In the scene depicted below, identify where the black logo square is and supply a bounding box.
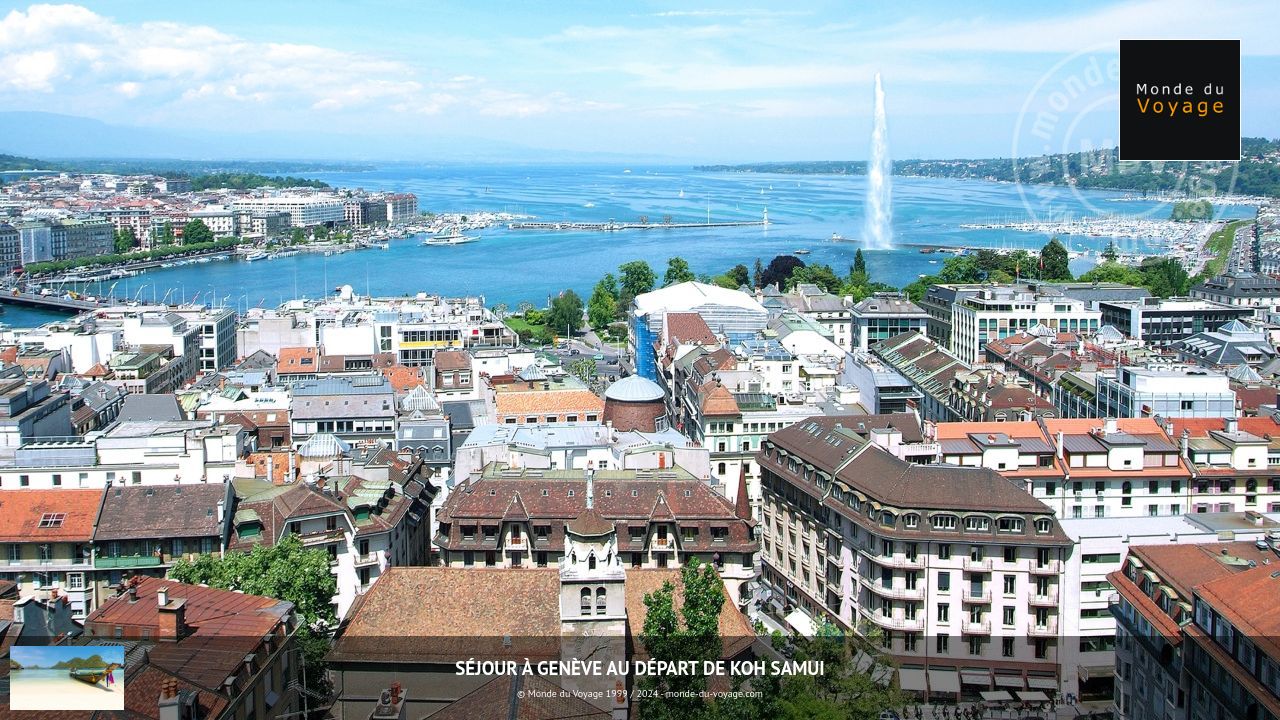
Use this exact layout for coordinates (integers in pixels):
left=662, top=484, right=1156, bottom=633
left=1119, top=39, right=1240, bottom=161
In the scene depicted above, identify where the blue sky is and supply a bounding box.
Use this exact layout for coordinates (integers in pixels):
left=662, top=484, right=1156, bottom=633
left=11, top=645, right=124, bottom=669
left=0, top=1, right=1277, bottom=161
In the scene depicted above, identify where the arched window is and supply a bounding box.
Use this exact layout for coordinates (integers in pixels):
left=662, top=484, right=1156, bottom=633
left=588, top=554, right=597, bottom=571
left=1247, top=479, right=1258, bottom=492
left=596, top=588, right=607, bottom=615
left=1122, top=482, right=1132, bottom=494
left=580, top=587, right=591, bottom=615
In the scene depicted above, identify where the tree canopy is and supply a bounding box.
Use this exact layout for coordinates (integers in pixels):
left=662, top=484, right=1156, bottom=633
left=546, top=289, right=585, bottom=336
left=664, top=257, right=696, bottom=286
left=1039, top=238, right=1072, bottom=281
left=758, top=255, right=806, bottom=290
left=181, top=218, right=214, bottom=246
left=588, top=274, right=620, bottom=329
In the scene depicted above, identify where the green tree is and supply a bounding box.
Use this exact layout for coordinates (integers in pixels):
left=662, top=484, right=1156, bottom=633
left=759, top=255, right=806, bottom=289
left=169, top=534, right=337, bottom=702
left=113, top=228, right=136, bottom=254
left=619, top=260, right=657, bottom=298
left=1140, top=257, right=1191, bottom=297
left=492, top=302, right=509, bottom=319
left=853, top=249, right=867, bottom=276
left=158, top=222, right=176, bottom=246
left=588, top=276, right=619, bottom=329
left=567, top=357, right=597, bottom=385
left=182, top=219, right=214, bottom=246
left=313, top=225, right=330, bottom=241
left=664, top=257, right=696, bottom=286
left=637, top=559, right=725, bottom=720
left=752, top=258, right=764, bottom=288
left=725, top=264, right=750, bottom=288
left=1102, top=240, right=1119, bottom=262
left=290, top=227, right=306, bottom=245
left=1039, top=238, right=1072, bottom=280
left=769, top=623, right=908, bottom=720
left=789, top=263, right=842, bottom=293
left=546, top=289, right=585, bottom=336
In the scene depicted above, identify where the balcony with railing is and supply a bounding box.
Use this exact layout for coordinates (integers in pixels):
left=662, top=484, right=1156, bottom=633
left=868, top=613, right=925, bottom=631
left=96, top=554, right=164, bottom=569
left=353, top=551, right=381, bottom=567
left=863, top=578, right=925, bottom=601
left=651, top=536, right=675, bottom=552
left=1028, top=618, right=1060, bottom=636
left=961, top=619, right=992, bottom=634
left=963, top=557, right=993, bottom=571
left=5, top=557, right=94, bottom=570
left=1029, top=592, right=1059, bottom=607
left=1029, top=560, right=1062, bottom=575
left=962, top=588, right=992, bottom=603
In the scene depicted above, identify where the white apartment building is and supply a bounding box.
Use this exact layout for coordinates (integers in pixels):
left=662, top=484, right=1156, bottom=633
left=231, top=195, right=345, bottom=227
left=951, top=286, right=1101, bottom=363
left=0, top=419, right=245, bottom=489
left=187, top=206, right=240, bottom=237
left=1094, top=365, right=1237, bottom=419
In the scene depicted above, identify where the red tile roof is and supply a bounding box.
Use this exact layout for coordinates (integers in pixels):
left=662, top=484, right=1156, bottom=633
left=276, top=347, right=317, bottom=374
left=380, top=364, right=424, bottom=393
left=0, top=489, right=101, bottom=542
left=665, top=312, right=718, bottom=346
left=1169, top=416, right=1280, bottom=438
left=433, top=349, right=472, bottom=371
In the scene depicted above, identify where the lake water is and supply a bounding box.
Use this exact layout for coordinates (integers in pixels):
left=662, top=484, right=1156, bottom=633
left=5, top=165, right=1255, bottom=327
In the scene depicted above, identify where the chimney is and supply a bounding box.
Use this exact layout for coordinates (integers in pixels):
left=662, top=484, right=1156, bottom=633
left=128, top=585, right=138, bottom=603
left=1103, top=418, right=1118, bottom=435
left=158, top=679, right=183, bottom=720
left=370, top=683, right=408, bottom=720
left=585, top=463, right=595, bottom=509
left=1180, top=429, right=1190, bottom=459
left=158, top=594, right=187, bottom=642
left=216, top=498, right=225, bottom=524
left=1225, top=417, right=1239, bottom=434
left=1055, top=431, right=1064, bottom=460
left=157, top=586, right=168, bottom=607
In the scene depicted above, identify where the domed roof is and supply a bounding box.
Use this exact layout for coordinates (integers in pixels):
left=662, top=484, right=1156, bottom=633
left=298, top=433, right=351, bottom=459
left=604, top=375, right=664, bottom=403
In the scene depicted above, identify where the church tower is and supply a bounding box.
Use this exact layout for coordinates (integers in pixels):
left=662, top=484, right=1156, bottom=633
left=558, top=466, right=628, bottom=720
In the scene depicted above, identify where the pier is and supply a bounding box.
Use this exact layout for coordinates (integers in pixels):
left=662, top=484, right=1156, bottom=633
left=508, top=212, right=769, bottom=233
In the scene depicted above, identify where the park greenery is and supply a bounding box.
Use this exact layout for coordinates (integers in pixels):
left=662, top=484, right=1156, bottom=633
left=24, top=235, right=241, bottom=275
left=169, top=534, right=337, bottom=702
left=1171, top=200, right=1213, bottom=221
left=189, top=172, right=329, bottom=191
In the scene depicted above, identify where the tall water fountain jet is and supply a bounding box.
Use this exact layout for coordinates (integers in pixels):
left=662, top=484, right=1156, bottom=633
left=863, top=73, right=893, bottom=250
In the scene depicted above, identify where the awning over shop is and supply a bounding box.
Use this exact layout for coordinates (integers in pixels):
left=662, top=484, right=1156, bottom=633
left=960, top=669, right=991, bottom=686
left=1027, top=676, right=1059, bottom=690
left=898, top=667, right=928, bottom=692
left=980, top=690, right=1013, bottom=702
left=1017, top=691, right=1050, bottom=702
left=994, top=674, right=1023, bottom=688
left=784, top=609, right=815, bottom=638
left=928, top=668, right=961, bottom=694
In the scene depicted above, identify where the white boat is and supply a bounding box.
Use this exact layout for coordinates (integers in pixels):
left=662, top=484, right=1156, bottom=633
left=243, top=251, right=268, bottom=262
left=794, top=249, right=811, bottom=255
left=424, top=230, right=479, bottom=246
left=831, top=232, right=846, bottom=241
left=583, top=202, right=595, bottom=208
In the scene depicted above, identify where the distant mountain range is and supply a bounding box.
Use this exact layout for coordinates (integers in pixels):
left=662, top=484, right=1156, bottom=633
left=0, top=111, right=676, bottom=165
left=697, top=138, right=1280, bottom=197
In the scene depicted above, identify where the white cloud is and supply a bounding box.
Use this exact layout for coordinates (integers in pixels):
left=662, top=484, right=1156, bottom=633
left=0, top=3, right=605, bottom=128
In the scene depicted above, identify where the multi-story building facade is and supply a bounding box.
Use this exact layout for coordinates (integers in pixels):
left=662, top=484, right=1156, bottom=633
left=0, top=222, right=22, bottom=272
left=384, top=193, right=418, bottom=223
left=15, top=217, right=113, bottom=264
left=433, top=463, right=759, bottom=605
left=950, top=285, right=1101, bottom=364
left=1093, top=365, right=1238, bottom=419
left=0, top=489, right=100, bottom=617
left=83, top=576, right=301, bottom=720
left=872, top=331, right=970, bottom=422
left=229, top=447, right=435, bottom=618
left=1099, top=297, right=1252, bottom=346
left=759, top=416, right=1074, bottom=698
left=1191, top=270, right=1280, bottom=318
left=774, top=283, right=855, bottom=351
left=1174, top=319, right=1278, bottom=371
left=94, top=206, right=154, bottom=246
left=1108, top=541, right=1280, bottom=720
left=1170, top=416, right=1280, bottom=514
left=290, top=376, right=397, bottom=446
left=851, top=293, right=929, bottom=352
left=231, top=195, right=345, bottom=227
